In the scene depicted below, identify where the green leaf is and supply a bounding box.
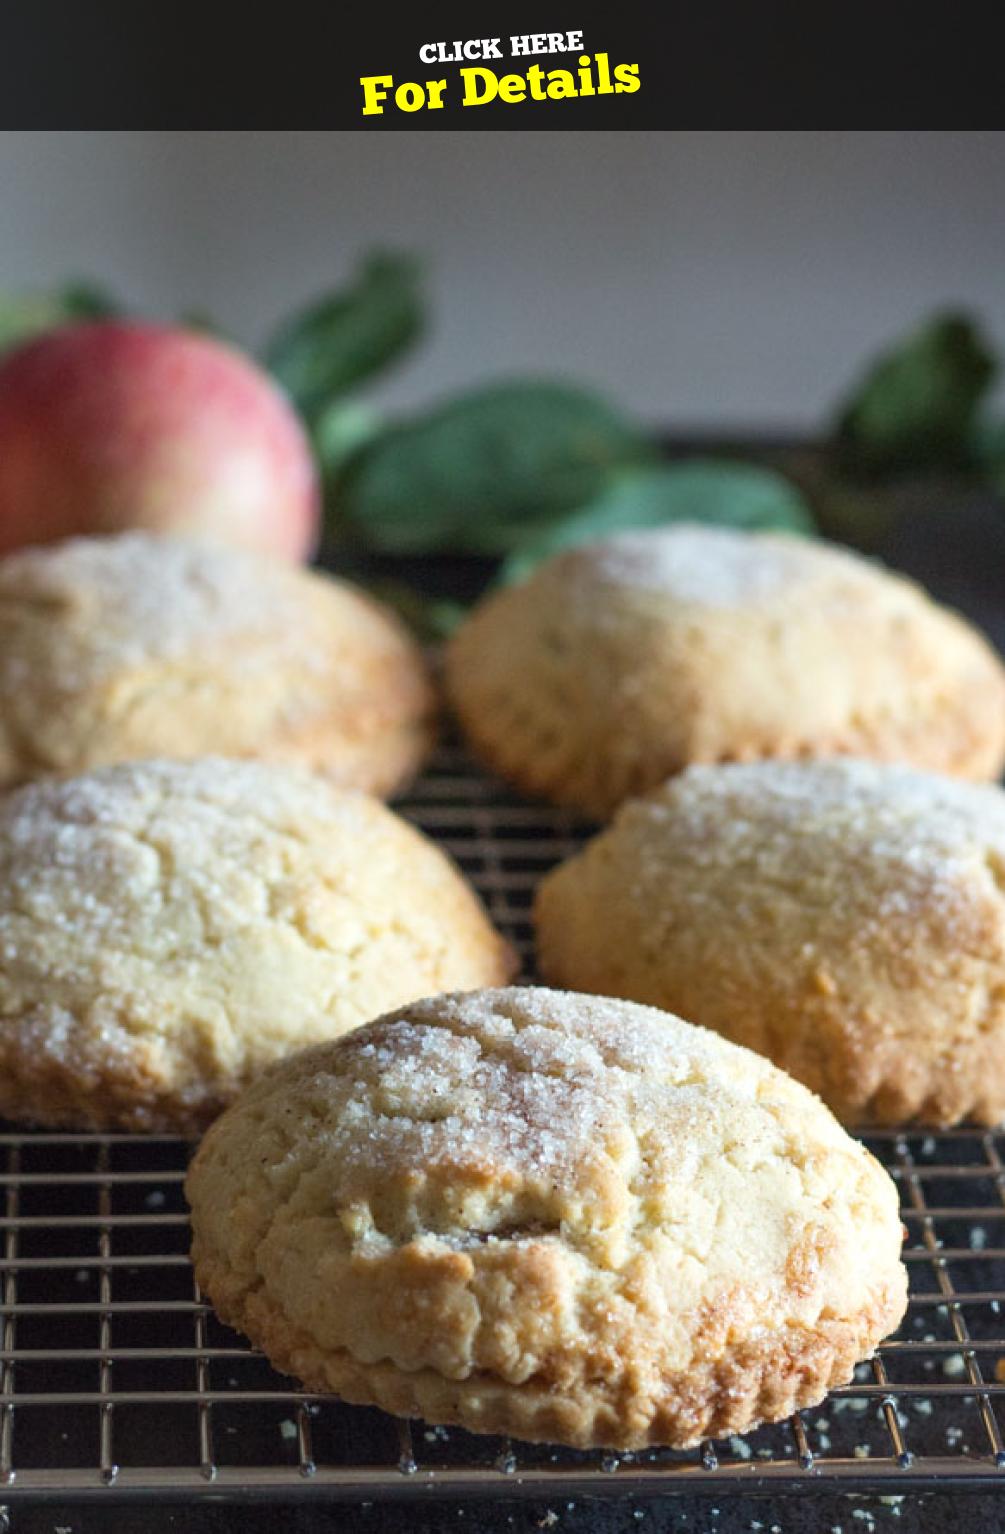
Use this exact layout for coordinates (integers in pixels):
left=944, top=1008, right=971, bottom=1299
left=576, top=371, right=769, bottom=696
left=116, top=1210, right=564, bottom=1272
left=57, top=282, right=120, bottom=320
left=0, top=280, right=121, bottom=355
left=498, top=460, right=815, bottom=584
left=264, top=253, right=424, bottom=424
left=834, top=311, right=997, bottom=476
left=972, top=416, right=1005, bottom=497
left=357, top=580, right=467, bottom=643
left=314, top=400, right=383, bottom=482
left=336, top=380, right=656, bottom=554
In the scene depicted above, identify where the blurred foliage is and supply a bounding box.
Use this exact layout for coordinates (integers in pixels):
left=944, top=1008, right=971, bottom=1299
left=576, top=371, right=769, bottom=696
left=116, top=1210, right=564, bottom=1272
left=264, top=253, right=423, bottom=427
left=0, top=281, right=120, bottom=353
left=312, top=400, right=384, bottom=478
left=357, top=579, right=467, bottom=642
left=834, top=312, right=997, bottom=476
left=334, top=380, right=657, bottom=554
left=2, top=262, right=1004, bottom=640
left=973, top=416, right=1005, bottom=499
left=498, top=462, right=814, bottom=584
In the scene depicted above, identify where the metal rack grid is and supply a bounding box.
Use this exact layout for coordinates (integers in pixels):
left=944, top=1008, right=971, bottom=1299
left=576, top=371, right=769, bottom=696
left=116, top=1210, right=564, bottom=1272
left=2, top=743, right=1005, bottom=1509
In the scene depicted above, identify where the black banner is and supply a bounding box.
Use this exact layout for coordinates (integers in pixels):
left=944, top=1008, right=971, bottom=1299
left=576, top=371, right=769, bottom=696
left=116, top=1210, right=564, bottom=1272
left=0, top=9, right=999, bottom=128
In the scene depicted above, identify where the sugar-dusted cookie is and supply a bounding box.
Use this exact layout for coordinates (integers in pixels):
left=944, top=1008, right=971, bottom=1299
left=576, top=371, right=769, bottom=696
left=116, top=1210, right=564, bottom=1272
left=537, top=758, right=1005, bottom=1125
left=0, top=759, right=513, bottom=1131
left=446, top=525, right=1005, bottom=818
left=0, top=531, right=435, bottom=795
left=188, top=987, right=907, bottom=1448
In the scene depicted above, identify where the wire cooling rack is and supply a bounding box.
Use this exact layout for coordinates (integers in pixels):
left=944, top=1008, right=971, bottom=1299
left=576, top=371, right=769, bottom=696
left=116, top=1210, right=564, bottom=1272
left=2, top=743, right=1005, bottom=1512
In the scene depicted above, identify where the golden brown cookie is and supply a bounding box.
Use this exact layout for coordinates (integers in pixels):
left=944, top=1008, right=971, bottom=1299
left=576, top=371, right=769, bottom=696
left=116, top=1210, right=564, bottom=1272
left=0, top=531, right=435, bottom=795
left=0, top=759, right=514, bottom=1132
left=537, top=758, right=1005, bottom=1126
left=446, top=525, right=1005, bottom=818
left=187, top=987, right=907, bottom=1449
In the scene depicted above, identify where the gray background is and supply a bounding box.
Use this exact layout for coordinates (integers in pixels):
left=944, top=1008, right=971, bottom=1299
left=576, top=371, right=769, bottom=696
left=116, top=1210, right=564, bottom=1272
left=1, top=129, right=1003, bottom=429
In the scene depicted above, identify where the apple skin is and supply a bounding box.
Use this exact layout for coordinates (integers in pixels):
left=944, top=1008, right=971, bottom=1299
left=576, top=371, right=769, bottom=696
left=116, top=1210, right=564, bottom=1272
left=0, top=321, right=320, bottom=560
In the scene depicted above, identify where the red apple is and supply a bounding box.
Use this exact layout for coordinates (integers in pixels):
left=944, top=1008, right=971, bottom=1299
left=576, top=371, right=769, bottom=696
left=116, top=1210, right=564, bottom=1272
left=0, top=321, right=320, bottom=560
